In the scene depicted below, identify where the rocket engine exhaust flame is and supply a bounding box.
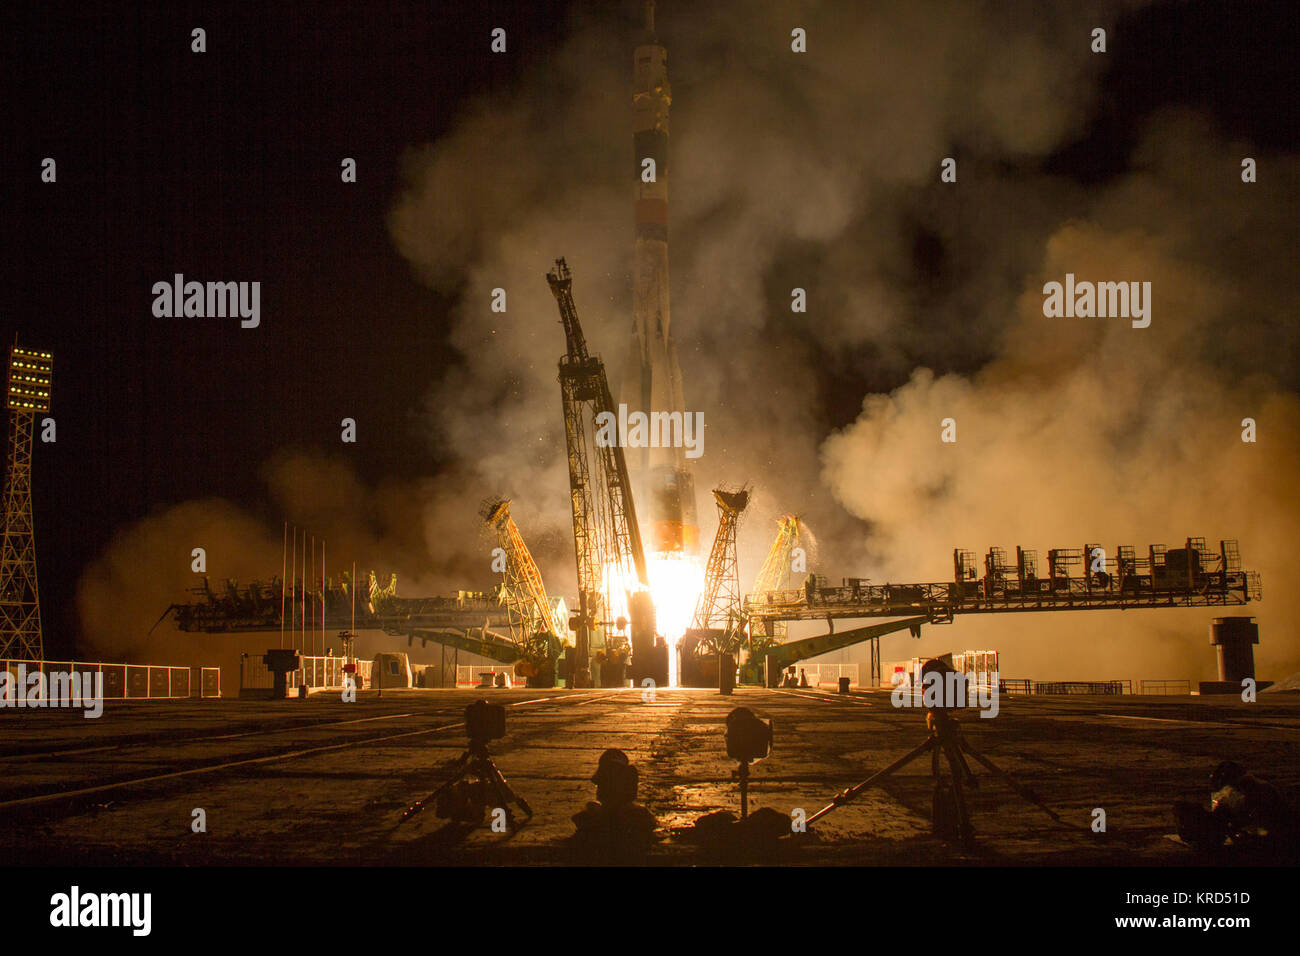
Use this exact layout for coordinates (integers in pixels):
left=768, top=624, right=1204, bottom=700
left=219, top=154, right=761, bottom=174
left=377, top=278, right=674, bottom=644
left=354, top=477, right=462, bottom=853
left=648, top=551, right=704, bottom=687
left=598, top=550, right=702, bottom=688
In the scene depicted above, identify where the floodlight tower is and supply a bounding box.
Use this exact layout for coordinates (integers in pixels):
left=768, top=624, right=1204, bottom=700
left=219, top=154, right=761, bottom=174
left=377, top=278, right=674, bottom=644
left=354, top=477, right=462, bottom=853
left=0, top=345, right=52, bottom=660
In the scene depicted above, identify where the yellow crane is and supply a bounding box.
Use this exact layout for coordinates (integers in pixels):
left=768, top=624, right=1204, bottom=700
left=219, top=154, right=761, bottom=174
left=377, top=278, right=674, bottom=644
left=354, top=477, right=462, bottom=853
left=482, top=497, right=565, bottom=685
left=548, top=257, right=650, bottom=687
left=749, top=514, right=801, bottom=649
left=751, top=515, right=801, bottom=595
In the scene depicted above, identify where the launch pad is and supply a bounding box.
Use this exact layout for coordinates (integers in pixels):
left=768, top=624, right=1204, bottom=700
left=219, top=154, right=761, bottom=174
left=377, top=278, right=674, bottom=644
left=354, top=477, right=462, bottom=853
left=144, top=5, right=1264, bottom=701
left=2, top=684, right=1296, bottom=866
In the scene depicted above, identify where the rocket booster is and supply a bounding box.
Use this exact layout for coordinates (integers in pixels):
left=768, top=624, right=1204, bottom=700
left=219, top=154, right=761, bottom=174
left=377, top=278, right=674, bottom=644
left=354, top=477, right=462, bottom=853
left=623, top=1, right=699, bottom=556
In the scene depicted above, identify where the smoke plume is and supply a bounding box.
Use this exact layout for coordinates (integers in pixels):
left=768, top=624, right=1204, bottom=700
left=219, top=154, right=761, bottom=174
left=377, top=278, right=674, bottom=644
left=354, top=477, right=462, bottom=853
left=80, top=1, right=1298, bottom=682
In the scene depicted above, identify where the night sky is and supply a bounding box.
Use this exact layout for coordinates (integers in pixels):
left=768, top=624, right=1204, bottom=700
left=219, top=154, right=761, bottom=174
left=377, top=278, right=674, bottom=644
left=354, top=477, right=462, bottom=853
left=6, top=1, right=576, bottom=652
left=3, top=0, right=1297, bottom=660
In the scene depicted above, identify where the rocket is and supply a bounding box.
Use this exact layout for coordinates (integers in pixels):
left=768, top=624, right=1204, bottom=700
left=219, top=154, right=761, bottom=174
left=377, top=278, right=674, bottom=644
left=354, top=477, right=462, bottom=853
left=622, top=0, right=700, bottom=556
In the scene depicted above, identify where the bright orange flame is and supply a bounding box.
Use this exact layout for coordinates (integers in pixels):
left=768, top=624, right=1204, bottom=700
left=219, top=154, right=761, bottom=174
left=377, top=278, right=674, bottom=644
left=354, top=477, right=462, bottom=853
left=648, top=552, right=705, bottom=687
left=598, top=553, right=704, bottom=688
left=597, top=565, right=635, bottom=649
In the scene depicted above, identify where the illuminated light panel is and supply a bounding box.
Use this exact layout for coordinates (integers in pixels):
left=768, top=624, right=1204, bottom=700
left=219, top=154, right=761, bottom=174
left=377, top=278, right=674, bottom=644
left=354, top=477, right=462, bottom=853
left=7, top=348, right=53, bottom=413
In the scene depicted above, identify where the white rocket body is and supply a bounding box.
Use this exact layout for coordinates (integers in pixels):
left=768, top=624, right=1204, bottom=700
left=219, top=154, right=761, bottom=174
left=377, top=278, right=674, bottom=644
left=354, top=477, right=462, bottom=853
left=623, top=10, right=699, bottom=556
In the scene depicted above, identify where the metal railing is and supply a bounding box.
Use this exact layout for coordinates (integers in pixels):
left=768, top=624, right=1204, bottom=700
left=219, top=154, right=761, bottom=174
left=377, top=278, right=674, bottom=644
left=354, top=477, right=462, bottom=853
left=1031, top=680, right=1130, bottom=695
left=786, top=663, right=859, bottom=688
left=1138, top=679, right=1192, bottom=695
left=746, top=556, right=1262, bottom=624
left=239, top=654, right=370, bottom=692
left=456, top=664, right=522, bottom=688
left=1, top=659, right=215, bottom=699
left=888, top=676, right=1184, bottom=697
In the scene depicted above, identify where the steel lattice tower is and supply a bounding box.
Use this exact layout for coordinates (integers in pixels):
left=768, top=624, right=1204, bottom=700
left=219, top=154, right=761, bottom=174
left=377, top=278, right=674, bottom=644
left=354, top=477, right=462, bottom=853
left=749, top=514, right=801, bottom=647
left=691, top=487, right=749, bottom=630
left=482, top=497, right=561, bottom=647
left=0, top=346, right=52, bottom=660
left=548, top=258, right=649, bottom=685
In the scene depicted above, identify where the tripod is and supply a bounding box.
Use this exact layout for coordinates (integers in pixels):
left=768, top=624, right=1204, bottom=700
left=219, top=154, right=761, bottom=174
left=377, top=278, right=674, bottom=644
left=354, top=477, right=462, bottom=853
left=400, top=735, right=533, bottom=831
left=806, top=706, right=1067, bottom=847
left=735, top=760, right=753, bottom=819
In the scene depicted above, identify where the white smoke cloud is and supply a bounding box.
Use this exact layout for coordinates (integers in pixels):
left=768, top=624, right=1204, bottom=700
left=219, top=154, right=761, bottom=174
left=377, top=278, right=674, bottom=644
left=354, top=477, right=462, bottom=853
left=79, top=2, right=1298, bottom=684
left=383, top=3, right=1297, bottom=679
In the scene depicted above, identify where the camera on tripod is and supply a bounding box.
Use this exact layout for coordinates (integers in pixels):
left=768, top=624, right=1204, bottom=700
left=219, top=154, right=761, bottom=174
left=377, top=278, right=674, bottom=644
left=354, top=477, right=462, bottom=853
left=465, top=698, right=506, bottom=742
left=726, top=707, right=773, bottom=762
left=400, top=698, right=531, bottom=828
left=592, top=748, right=639, bottom=807
left=725, top=707, right=773, bottom=820
left=920, top=657, right=965, bottom=712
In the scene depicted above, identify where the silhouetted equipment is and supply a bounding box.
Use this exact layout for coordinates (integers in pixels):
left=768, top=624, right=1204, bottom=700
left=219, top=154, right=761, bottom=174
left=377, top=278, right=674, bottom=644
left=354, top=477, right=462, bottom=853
left=400, top=699, right=532, bottom=830
left=628, top=591, right=665, bottom=687
left=1174, top=761, right=1296, bottom=859
left=806, top=659, right=1069, bottom=847
left=746, top=537, right=1262, bottom=639
left=680, top=626, right=740, bottom=687
left=1199, top=616, right=1265, bottom=694
left=592, top=748, right=639, bottom=807
left=0, top=345, right=52, bottom=661
left=570, top=747, right=658, bottom=860
left=548, top=258, right=650, bottom=687
left=726, top=706, right=773, bottom=819
left=718, top=652, right=736, bottom=695
left=465, top=698, right=506, bottom=740
left=262, top=648, right=301, bottom=700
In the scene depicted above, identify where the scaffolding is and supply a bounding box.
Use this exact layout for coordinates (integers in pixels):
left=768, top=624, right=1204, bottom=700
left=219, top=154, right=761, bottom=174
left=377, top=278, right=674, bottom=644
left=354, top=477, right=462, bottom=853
left=481, top=497, right=563, bottom=679
left=0, top=346, right=51, bottom=660
left=691, top=487, right=749, bottom=630
left=750, top=515, right=801, bottom=647
left=548, top=258, right=649, bottom=684
left=746, top=536, right=1261, bottom=629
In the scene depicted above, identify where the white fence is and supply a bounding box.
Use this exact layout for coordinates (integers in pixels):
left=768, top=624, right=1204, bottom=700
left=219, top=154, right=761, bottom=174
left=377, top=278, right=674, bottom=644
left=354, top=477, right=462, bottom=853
left=456, top=664, right=522, bottom=688
left=1, top=659, right=219, bottom=699
left=785, top=663, right=859, bottom=688
left=240, top=654, right=371, bottom=692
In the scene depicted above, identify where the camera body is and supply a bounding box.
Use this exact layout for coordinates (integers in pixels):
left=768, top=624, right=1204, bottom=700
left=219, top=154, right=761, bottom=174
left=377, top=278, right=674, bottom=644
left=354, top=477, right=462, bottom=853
left=920, top=657, right=964, bottom=712
left=592, top=749, right=639, bottom=807
left=465, top=699, right=506, bottom=741
left=725, top=707, right=773, bottom=762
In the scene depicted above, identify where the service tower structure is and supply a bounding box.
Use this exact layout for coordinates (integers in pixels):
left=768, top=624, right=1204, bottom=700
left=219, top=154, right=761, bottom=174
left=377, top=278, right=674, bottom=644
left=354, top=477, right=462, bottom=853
left=623, top=0, right=699, bottom=557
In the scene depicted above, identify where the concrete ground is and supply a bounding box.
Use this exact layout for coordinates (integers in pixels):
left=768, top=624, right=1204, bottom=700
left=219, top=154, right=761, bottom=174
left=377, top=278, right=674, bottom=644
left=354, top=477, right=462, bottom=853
left=1, top=686, right=1297, bottom=866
